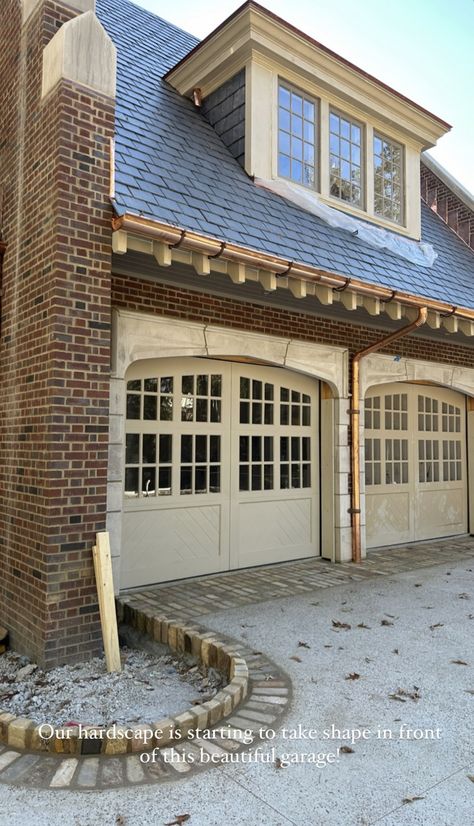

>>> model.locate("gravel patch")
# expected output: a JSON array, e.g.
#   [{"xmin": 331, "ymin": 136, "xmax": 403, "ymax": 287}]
[{"xmin": 0, "ymin": 628, "xmax": 224, "ymax": 727}]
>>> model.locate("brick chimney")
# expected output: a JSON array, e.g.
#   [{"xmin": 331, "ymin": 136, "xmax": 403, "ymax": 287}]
[{"xmin": 0, "ymin": 0, "xmax": 116, "ymax": 666}]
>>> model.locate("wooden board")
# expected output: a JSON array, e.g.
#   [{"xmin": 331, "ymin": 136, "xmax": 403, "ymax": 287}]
[{"xmin": 92, "ymin": 532, "xmax": 121, "ymax": 673}]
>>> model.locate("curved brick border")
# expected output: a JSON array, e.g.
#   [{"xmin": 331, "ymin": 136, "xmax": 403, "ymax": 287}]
[
  {"xmin": 0, "ymin": 604, "xmax": 249, "ymax": 756},
  {"xmin": 0, "ymin": 633, "xmax": 291, "ymax": 789}
]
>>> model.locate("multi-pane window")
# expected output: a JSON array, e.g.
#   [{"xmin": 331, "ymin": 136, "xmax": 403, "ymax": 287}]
[
  {"xmin": 239, "ymin": 436, "xmax": 274, "ymax": 492},
  {"xmin": 374, "ymin": 134, "xmax": 403, "ymax": 223},
  {"xmin": 418, "ymin": 395, "xmax": 439, "ymax": 432},
  {"xmin": 385, "ymin": 439, "xmax": 409, "ymax": 484},
  {"xmin": 180, "ymin": 434, "xmax": 221, "ymax": 495},
  {"xmin": 280, "ymin": 436, "xmax": 311, "ymax": 489},
  {"xmin": 329, "ymin": 111, "xmax": 362, "ymax": 206},
  {"xmin": 442, "ymin": 402, "xmax": 461, "ymax": 433},
  {"xmin": 442, "ymin": 440, "xmax": 462, "ymax": 482},
  {"xmin": 280, "ymin": 388, "xmax": 311, "ymax": 426},
  {"xmin": 125, "ymin": 433, "xmax": 172, "ymax": 497},
  {"xmin": 364, "ymin": 396, "xmax": 381, "ymax": 430},
  {"xmin": 418, "ymin": 440, "xmax": 440, "ymax": 483},
  {"xmin": 278, "ymin": 83, "xmax": 317, "ymax": 188},
  {"xmin": 240, "ymin": 378, "xmax": 274, "ymax": 425},
  {"xmin": 384, "ymin": 393, "xmax": 408, "ymax": 430},
  {"xmin": 126, "ymin": 377, "xmax": 173, "ymax": 421},
  {"xmin": 181, "ymin": 374, "xmax": 222, "ymax": 423},
  {"xmin": 365, "ymin": 438, "xmax": 381, "ymax": 486}
]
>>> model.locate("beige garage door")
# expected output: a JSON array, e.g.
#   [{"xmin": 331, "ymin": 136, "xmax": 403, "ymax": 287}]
[
  {"xmin": 365, "ymin": 382, "xmax": 467, "ymax": 548},
  {"xmin": 121, "ymin": 358, "xmax": 319, "ymax": 588}
]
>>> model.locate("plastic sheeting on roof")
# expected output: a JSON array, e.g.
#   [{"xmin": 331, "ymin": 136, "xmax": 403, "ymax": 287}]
[{"xmin": 255, "ymin": 177, "xmax": 437, "ymax": 268}]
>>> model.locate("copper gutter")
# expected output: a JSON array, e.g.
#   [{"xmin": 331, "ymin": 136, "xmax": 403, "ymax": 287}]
[
  {"xmin": 350, "ymin": 306, "xmax": 428, "ymax": 563},
  {"xmin": 112, "ymin": 212, "xmax": 474, "ymax": 323}
]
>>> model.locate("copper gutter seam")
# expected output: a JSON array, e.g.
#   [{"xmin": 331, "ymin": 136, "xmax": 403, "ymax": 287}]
[
  {"xmin": 349, "ymin": 306, "xmax": 428, "ymax": 564},
  {"xmin": 111, "ymin": 213, "xmax": 474, "ymax": 322}
]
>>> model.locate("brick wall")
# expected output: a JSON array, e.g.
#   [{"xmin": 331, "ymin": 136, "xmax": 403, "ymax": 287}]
[
  {"xmin": 421, "ymin": 161, "xmax": 474, "ymax": 250},
  {"xmin": 111, "ymin": 273, "xmax": 474, "ymax": 368},
  {"xmin": 0, "ymin": 1, "xmax": 114, "ymax": 666}
]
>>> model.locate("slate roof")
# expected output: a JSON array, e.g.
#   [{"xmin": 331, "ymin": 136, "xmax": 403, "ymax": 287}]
[{"xmin": 97, "ymin": 0, "xmax": 474, "ymax": 311}]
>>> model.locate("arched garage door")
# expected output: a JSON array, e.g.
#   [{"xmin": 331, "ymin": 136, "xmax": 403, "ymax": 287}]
[
  {"xmin": 365, "ymin": 383, "xmax": 467, "ymax": 548},
  {"xmin": 121, "ymin": 358, "xmax": 319, "ymax": 588}
]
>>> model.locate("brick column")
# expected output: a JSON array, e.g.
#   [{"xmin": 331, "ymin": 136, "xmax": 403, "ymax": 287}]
[{"xmin": 0, "ymin": 0, "xmax": 116, "ymax": 666}]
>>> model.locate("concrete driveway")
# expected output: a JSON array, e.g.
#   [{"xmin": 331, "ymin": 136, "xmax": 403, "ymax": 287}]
[{"xmin": 0, "ymin": 553, "xmax": 473, "ymax": 825}]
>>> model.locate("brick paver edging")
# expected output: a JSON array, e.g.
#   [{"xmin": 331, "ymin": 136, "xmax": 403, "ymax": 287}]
[{"xmin": 0, "ymin": 605, "xmax": 249, "ymax": 756}]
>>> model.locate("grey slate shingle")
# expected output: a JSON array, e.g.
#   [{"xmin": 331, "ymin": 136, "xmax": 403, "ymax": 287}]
[{"xmin": 97, "ymin": 0, "xmax": 474, "ymax": 310}]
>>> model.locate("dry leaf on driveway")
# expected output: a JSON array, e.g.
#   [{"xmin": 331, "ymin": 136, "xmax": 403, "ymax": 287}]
[
  {"xmin": 450, "ymin": 659, "xmax": 468, "ymax": 666},
  {"xmin": 298, "ymin": 641, "xmax": 311, "ymax": 648},
  {"xmin": 332, "ymin": 620, "xmax": 351, "ymax": 630},
  {"xmin": 381, "ymin": 619, "xmax": 394, "ymax": 626},
  {"xmin": 402, "ymin": 796, "xmax": 425, "ymax": 804},
  {"xmin": 357, "ymin": 623, "xmax": 370, "ymax": 629},
  {"xmin": 345, "ymin": 672, "xmax": 361, "ymax": 680},
  {"xmin": 165, "ymin": 816, "xmax": 191, "ymax": 826},
  {"xmin": 289, "ymin": 655, "xmax": 302, "ymax": 663},
  {"xmin": 429, "ymin": 623, "xmax": 444, "ymax": 630},
  {"xmin": 340, "ymin": 746, "xmax": 354, "ymax": 754}
]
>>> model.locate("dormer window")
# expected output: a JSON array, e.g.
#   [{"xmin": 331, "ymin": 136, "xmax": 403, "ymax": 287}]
[
  {"xmin": 166, "ymin": 1, "xmax": 451, "ymax": 241},
  {"xmin": 373, "ymin": 134, "xmax": 403, "ymax": 224},
  {"xmin": 329, "ymin": 110, "xmax": 363, "ymax": 208},
  {"xmin": 278, "ymin": 83, "xmax": 317, "ymax": 189}
]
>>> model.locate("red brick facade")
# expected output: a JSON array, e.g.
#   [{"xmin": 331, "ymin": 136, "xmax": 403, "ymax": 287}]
[
  {"xmin": 421, "ymin": 161, "xmax": 474, "ymax": 250},
  {"xmin": 111, "ymin": 274, "xmax": 474, "ymax": 368},
  {"xmin": 0, "ymin": 0, "xmax": 114, "ymax": 666}
]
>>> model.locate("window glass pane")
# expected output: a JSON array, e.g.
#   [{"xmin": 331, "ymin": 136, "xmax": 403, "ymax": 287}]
[
  {"xmin": 160, "ymin": 376, "xmax": 173, "ymax": 393},
  {"xmin": 279, "ymin": 83, "xmax": 317, "ymax": 189},
  {"xmin": 329, "ymin": 110, "xmax": 362, "ymax": 207},
  {"xmin": 144, "ymin": 378, "xmax": 157, "ymax": 392},
  {"xmin": 181, "ymin": 434, "xmax": 192, "ymax": 462},
  {"xmin": 143, "ymin": 395, "xmax": 157, "ymax": 420},
  {"xmin": 126, "ymin": 394, "xmax": 140, "ymax": 419},
  {"xmin": 125, "ymin": 467, "xmax": 139, "ymax": 495},
  {"xmin": 142, "ymin": 434, "xmax": 156, "ymax": 464},
  {"xmin": 142, "ymin": 467, "xmax": 155, "ymax": 496},
  {"xmin": 159, "ymin": 434, "xmax": 172, "ymax": 464},
  {"xmin": 158, "ymin": 467, "xmax": 171, "ymax": 495},
  {"xmin": 196, "ymin": 375, "xmax": 208, "ymax": 396},
  {"xmin": 374, "ymin": 133, "xmax": 403, "ymax": 223},
  {"xmin": 126, "ymin": 433, "xmax": 139, "ymax": 465}
]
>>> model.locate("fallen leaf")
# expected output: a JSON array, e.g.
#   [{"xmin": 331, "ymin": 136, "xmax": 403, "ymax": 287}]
[
  {"xmin": 340, "ymin": 746, "xmax": 354, "ymax": 754},
  {"xmin": 252, "ymin": 651, "xmax": 263, "ymax": 655},
  {"xmin": 467, "ymin": 775, "xmax": 474, "ymax": 783},
  {"xmin": 414, "ymin": 584, "xmax": 422, "ymax": 588},
  {"xmin": 310, "ymin": 677, "xmax": 318, "ymax": 684},
  {"xmin": 402, "ymin": 796, "xmax": 425, "ymax": 804},
  {"xmin": 332, "ymin": 620, "xmax": 351, "ymax": 630},
  {"xmin": 274, "ymin": 757, "xmax": 285, "ymax": 769},
  {"xmin": 389, "ymin": 694, "xmax": 406, "ymax": 702},
  {"xmin": 429, "ymin": 623, "xmax": 444, "ymax": 630},
  {"xmin": 357, "ymin": 623, "xmax": 371, "ymax": 629},
  {"xmin": 345, "ymin": 672, "xmax": 361, "ymax": 680},
  {"xmin": 458, "ymin": 593, "xmax": 470, "ymax": 600},
  {"xmin": 116, "ymin": 818, "xmax": 125, "ymax": 826},
  {"xmin": 381, "ymin": 620, "xmax": 394, "ymax": 626},
  {"xmin": 390, "ymin": 686, "xmax": 421, "ymax": 702},
  {"xmin": 165, "ymin": 817, "xmax": 191, "ymax": 826},
  {"xmin": 290, "ymin": 655, "xmax": 302, "ymax": 663},
  {"xmin": 465, "ymin": 689, "xmax": 474, "ymax": 695},
  {"xmin": 298, "ymin": 641, "xmax": 310, "ymax": 649},
  {"xmin": 324, "ymin": 644, "xmax": 333, "ymax": 648},
  {"xmin": 393, "ymin": 649, "xmax": 399, "ymax": 654},
  {"xmin": 385, "ymin": 613, "xmax": 396, "ymax": 618},
  {"xmin": 310, "ymin": 602, "xmax": 320, "ymax": 606},
  {"xmin": 450, "ymin": 659, "xmax": 468, "ymax": 666},
  {"xmin": 468, "ymin": 615, "xmax": 474, "ymax": 620}
]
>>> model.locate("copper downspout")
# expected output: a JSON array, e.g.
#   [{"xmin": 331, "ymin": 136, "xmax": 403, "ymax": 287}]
[{"xmin": 350, "ymin": 306, "xmax": 428, "ymax": 563}]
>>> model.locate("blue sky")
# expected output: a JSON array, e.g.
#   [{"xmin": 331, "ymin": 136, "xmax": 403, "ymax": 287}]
[{"xmin": 132, "ymin": 0, "xmax": 474, "ymax": 194}]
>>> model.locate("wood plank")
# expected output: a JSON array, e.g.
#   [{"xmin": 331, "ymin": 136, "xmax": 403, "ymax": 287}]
[{"xmin": 93, "ymin": 533, "xmax": 121, "ymax": 673}]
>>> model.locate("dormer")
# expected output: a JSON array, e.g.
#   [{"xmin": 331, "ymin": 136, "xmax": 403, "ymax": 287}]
[{"xmin": 165, "ymin": 1, "xmax": 450, "ymax": 241}]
